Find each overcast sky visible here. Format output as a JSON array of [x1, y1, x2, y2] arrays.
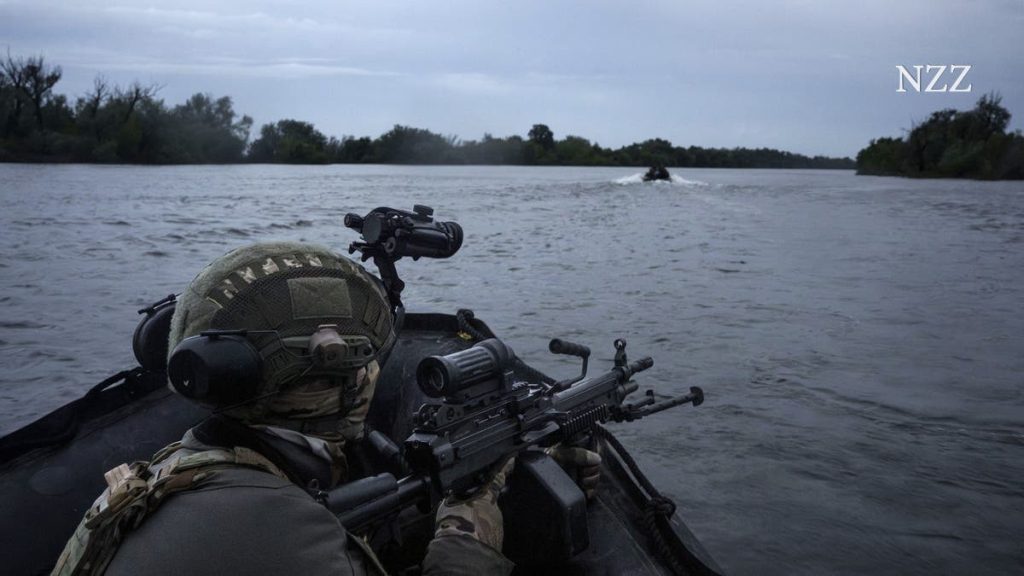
[[2, 0, 1022, 157]]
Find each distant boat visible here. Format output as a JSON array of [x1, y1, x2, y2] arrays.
[[642, 165, 671, 182]]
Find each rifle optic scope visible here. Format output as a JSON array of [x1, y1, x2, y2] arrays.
[[344, 205, 463, 260], [416, 338, 515, 398]]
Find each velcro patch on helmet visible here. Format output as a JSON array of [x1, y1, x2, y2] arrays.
[[288, 277, 352, 320]]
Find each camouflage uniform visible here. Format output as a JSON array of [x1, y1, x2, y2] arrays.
[[94, 425, 512, 576], [52, 243, 513, 576], [425, 459, 515, 574]]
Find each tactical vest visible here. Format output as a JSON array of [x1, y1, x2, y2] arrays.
[[51, 443, 290, 576]]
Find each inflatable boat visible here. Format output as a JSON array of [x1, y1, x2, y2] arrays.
[[0, 309, 723, 576], [643, 166, 672, 182]]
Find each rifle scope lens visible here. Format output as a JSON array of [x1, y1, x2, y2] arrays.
[[343, 213, 364, 232], [415, 338, 514, 398], [417, 360, 450, 396]]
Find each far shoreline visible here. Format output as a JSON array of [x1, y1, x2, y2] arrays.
[[0, 160, 857, 170]]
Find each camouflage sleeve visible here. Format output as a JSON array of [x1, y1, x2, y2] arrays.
[[422, 535, 515, 576], [423, 458, 515, 575]]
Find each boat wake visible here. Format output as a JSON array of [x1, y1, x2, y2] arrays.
[[613, 173, 709, 187]]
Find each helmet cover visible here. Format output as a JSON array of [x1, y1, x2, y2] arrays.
[[167, 242, 394, 432]]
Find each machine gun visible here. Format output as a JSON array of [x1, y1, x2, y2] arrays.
[[322, 336, 703, 561]]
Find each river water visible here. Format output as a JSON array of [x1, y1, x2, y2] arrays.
[[1, 164, 1022, 575]]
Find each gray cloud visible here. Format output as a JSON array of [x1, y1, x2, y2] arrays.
[[2, 0, 1022, 156]]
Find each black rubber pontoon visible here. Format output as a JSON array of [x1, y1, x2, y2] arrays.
[[0, 312, 722, 576]]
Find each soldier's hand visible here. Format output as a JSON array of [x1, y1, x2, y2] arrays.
[[433, 457, 514, 551], [547, 444, 602, 500]]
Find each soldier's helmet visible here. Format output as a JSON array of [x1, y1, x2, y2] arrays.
[[166, 242, 395, 440]]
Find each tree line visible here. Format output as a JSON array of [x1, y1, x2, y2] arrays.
[[0, 54, 253, 163], [1, 53, 854, 168], [856, 94, 1024, 180]]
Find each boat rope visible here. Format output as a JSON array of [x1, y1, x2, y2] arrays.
[[642, 495, 688, 571], [593, 424, 690, 576], [455, 308, 488, 341]]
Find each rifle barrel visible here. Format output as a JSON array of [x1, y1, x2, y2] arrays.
[[329, 473, 431, 532]]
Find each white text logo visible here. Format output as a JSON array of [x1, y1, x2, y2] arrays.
[[896, 65, 972, 93]]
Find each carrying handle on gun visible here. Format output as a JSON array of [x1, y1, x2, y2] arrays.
[[548, 338, 591, 392], [549, 338, 590, 359]]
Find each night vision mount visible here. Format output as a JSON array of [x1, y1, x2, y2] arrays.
[[344, 205, 463, 312]]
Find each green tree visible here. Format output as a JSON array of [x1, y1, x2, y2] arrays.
[[166, 93, 252, 162], [102, 83, 162, 162], [528, 123, 554, 150], [248, 119, 329, 163], [524, 124, 555, 164], [459, 133, 528, 164], [856, 93, 1023, 179], [1, 52, 32, 136], [332, 135, 373, 162], [0, 53, 70, 155], [19, 56, 62, 129], [371, 125, 458, 163], [554, 135, 595, 165]]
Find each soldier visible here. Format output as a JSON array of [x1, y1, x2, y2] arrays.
[[51, 242, 515, 576]]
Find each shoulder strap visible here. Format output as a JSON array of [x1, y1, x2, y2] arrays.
[[163, 446, 290, 484], [51, 444, 290, 576], [52, 459, 153, 576]]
